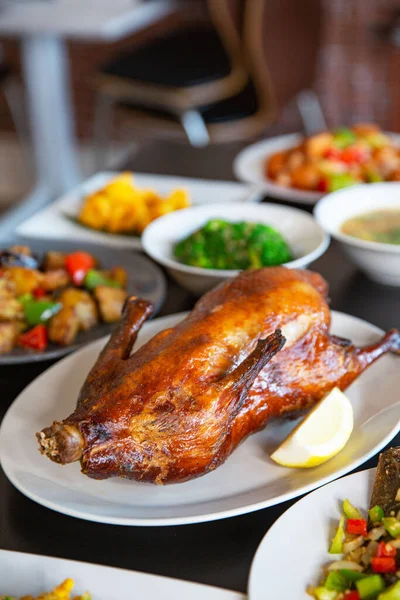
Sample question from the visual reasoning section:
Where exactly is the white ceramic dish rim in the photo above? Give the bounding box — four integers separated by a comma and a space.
0, 549, 244, 600
233, 132, 400, 205
142, 203, 330, 278
233, 133, 323, 203
1, 311, 399, 527
314, 182, 400, 253
248, 468, 374, 600
15, 172, 262, 251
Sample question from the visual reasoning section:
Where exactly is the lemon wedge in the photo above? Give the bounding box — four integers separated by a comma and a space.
270, 387, 353, 468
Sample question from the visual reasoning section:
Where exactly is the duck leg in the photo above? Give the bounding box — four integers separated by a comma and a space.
37, 297, 153, 464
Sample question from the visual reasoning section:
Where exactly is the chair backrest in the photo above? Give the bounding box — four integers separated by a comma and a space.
243, 0, 322, 117
207, 0, 246, 75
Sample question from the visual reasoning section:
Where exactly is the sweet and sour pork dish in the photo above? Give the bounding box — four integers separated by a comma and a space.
37, 267, 400, 484
267, 123, 400, 193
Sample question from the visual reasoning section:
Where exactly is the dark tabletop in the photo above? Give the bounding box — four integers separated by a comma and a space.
1, 214, 400, 594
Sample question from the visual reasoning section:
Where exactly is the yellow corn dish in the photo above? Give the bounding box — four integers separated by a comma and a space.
78, 172, 190, 235
1, 578, 90, 600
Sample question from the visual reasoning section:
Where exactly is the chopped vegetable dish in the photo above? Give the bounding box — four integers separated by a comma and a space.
174, 219, 293, 270
0, 245, 128, 354
78, 172, 190, 235
266, 123, 400, 193
308, 497, 400, 599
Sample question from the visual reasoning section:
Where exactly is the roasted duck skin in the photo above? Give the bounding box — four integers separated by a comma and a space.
37, 268, 400, 484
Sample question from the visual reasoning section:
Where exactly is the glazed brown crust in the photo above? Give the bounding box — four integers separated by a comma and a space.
37, 267, 400, 484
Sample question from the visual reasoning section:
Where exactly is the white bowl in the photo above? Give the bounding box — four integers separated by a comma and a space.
142, 203, 330, 295
314, 182, 400, 286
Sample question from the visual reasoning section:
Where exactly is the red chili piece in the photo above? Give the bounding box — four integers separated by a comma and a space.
340, 147, 367, 164
317, 177, 329, 192
343, 592, 360, 600
18, 324, 48, 351
33, 288, 46, 299
375, 541, 397, 558
65, 251, 95, 286
346, 519, 368, 536
371, 556, 397, 573
323, 147, 341, 160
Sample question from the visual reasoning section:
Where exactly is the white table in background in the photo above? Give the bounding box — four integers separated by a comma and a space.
0, 0, 179, 235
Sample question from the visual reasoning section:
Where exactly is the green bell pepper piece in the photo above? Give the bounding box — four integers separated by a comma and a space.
340, 570, 368, 582
324, 571, 348, 592
364, 133, 389, 149
356, 575, 385, 599
18, 293, 33, 305
382, 517, 400, 538
365, 169, 383, 183
343, 498, 364, 520
329, 516, 345, 554
83, 269, 122, 290
332, 127, 357, 149
313, 587, 338, 600
23, 299, 62, 326
369, 505, 385, 524
328, 173, 359, 192
378, 580, 400, 600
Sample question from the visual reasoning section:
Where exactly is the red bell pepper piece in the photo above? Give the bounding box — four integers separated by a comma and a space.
376, 541, 397, 558
323, 147, 342, 160
18, 324, 48, 351
317, 177, 329, 192
371, 556, 396, 573
65, 251, 95, 285
340, 147, 367, 164
343, 592, 360, 600
33, 288, 46, 299
346, 519, 368, 536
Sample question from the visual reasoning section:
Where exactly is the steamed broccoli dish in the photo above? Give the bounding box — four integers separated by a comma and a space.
174, 219, 293, 270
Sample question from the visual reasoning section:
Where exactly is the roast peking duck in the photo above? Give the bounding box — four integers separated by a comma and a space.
37, 267, 400, 484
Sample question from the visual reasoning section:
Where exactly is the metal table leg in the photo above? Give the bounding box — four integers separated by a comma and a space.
0, 34, 82, 238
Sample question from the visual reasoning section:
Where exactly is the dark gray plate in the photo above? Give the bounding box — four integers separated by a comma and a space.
0, 238, 166, 364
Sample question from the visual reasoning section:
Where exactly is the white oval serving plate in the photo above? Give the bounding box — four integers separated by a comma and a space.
1, 311, 399, 526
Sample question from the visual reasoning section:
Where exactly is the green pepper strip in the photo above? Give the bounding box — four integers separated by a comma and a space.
329, 516, 345, 554
378, 580, 400, 599
83, 269, 122, 290
22, 299, 62, 326
313, 587, 338, 600
343, 498, 364, 520
356, 575, 385, 599
369, 505, 384, 524
324, 571, 348, 592
382, 517, 400, 538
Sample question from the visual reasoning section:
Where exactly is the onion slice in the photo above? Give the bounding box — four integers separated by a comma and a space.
361, 540, 378, 566
343, 536, 365, 554
368, 526, 386, 541
328, 560, 364, 572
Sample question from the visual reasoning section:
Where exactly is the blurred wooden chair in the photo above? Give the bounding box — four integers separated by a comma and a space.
0, 52, 31, 176
92, 0, 323, 167
92, 0, 248, 166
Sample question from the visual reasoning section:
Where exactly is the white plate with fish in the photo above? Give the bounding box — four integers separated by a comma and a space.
16, 172, 261, 250
0, 549, 244, 600
1, 310, 399, 526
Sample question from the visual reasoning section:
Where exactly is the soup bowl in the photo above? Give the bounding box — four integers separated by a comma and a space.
314, 182, 400, 286
142, 202, 329, 295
